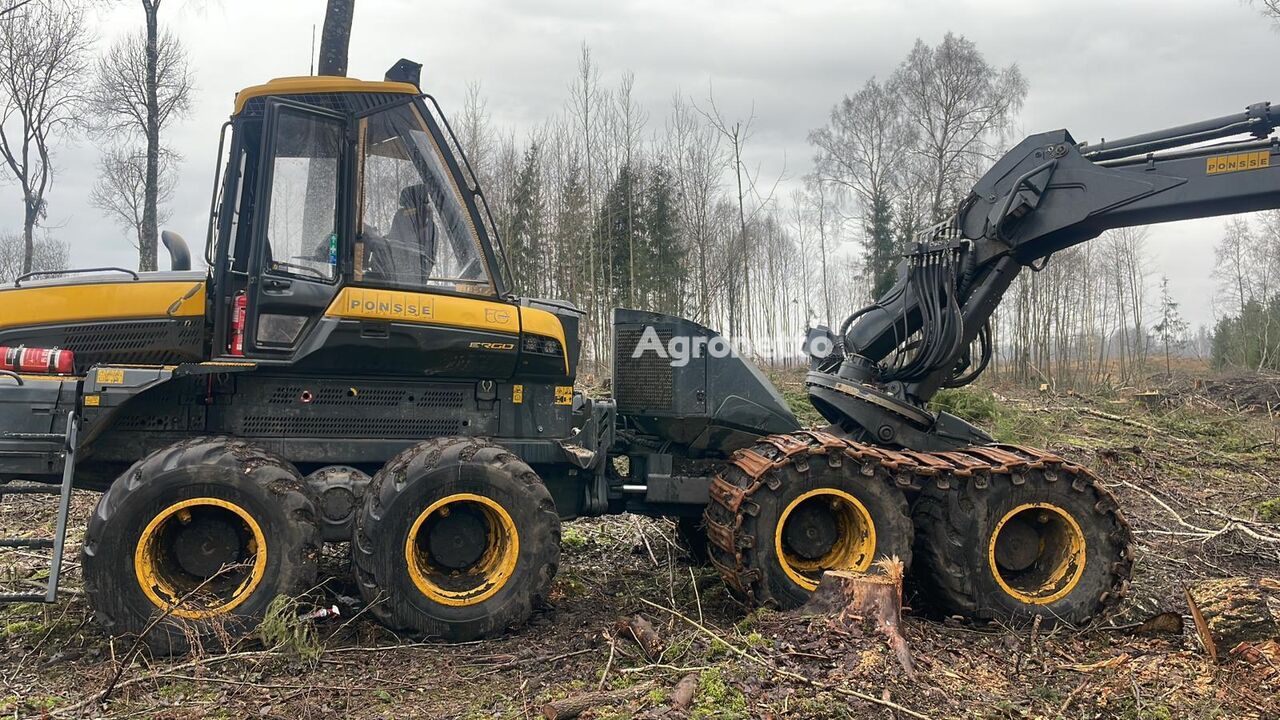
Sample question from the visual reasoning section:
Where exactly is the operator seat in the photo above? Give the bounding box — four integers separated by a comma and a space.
374, 183, 437, 287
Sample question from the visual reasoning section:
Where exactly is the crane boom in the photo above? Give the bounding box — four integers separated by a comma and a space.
807, 102, 1280, 451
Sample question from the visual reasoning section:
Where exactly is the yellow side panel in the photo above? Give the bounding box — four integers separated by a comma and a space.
325, 288, 570, 375
326, 288, 565, 344
327, 287, 520, 332
0, 280, 206, 330
519, 306, 566, 346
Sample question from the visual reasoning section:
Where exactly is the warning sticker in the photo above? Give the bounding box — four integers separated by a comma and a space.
97, 368, 124, 385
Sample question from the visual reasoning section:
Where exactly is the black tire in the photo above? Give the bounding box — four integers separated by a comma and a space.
705, 437, 913, 610
82, 438, 321, 655
352, 437, 560, 641
911, 467, 1133, 626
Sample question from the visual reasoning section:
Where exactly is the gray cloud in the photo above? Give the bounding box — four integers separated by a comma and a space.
10, 0, 1275, 330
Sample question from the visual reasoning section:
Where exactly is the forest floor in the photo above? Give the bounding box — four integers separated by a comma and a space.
2, 370, 1280, 719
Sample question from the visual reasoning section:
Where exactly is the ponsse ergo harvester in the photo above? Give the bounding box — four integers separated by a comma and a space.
1, 59, 1277, 651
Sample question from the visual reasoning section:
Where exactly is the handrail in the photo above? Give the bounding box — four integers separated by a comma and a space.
14, 267, 140, 287
0, 370, 23, 386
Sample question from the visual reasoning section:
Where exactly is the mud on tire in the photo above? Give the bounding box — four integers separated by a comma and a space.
704, 432, 913, 610
911, 465, 1133, 626
82, 438, 321, 655
352, 437, 560, 641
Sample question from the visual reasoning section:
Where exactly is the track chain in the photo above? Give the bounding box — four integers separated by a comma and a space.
703, 429, 1133, 610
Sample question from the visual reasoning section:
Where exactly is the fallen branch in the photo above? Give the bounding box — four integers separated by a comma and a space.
615, 614, 663, 660
542, 680, 656, 720
1065, 406, 1167, 434
638, 598, 932, 720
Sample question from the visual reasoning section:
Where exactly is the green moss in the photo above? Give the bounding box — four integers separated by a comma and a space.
704, 637, 733, 660
691, 667, 748, 719
157, 680, 194, 700
1258, 497, 1280, 522
928, 387, 1059, 445
562, 526, 589, 551
21, 695, 63, 711
1, 619, 43, 639
734, 607, 775, 633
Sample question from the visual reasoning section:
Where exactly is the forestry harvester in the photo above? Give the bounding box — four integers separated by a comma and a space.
1, 59, 1277, 651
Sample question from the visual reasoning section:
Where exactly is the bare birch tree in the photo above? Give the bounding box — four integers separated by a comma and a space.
86, 24, 192, 270
0, 231, 67, 283
891, 33, 1027, 225
809, 77, 914, 296
90, 145, 178, 255
0, 0, 90, 275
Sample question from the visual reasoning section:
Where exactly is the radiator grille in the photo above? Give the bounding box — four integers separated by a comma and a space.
264, 385, 465, 408
60, 319, 202, 366
614, 326, 674, 413
237, 415, 463, 438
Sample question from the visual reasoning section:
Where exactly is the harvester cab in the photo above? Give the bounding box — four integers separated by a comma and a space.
207, 66, 528, 370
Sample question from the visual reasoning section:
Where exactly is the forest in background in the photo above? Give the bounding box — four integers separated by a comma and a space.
0, 4, 1276, 389
457, 34, 1280, 387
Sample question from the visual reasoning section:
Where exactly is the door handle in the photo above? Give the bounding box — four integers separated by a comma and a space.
263, 277, 293, 293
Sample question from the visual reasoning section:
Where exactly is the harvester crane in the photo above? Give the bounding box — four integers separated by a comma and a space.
807, 102, 1280, 450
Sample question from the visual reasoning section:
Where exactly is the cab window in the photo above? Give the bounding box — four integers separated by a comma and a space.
357, 104, 492, 294
263, 110, 343, 281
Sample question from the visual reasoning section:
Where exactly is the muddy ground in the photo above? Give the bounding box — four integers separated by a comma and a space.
2, 374, 1279, 719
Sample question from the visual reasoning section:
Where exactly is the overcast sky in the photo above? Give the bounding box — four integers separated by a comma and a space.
21, 0, 1280, 329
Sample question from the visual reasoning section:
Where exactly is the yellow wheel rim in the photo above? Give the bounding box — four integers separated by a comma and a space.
775, 488, 876, 591
405, 493, 519, 607
134, 497, 268, 620
988, 502, 1087, 605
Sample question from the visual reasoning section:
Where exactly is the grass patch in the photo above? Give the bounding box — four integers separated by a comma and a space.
1259, 497, 1280, 523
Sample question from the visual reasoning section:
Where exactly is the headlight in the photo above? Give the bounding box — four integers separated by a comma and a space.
522, 334, 563, 356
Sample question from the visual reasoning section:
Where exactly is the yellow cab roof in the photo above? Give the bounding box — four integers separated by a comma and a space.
233, 76, 419, 114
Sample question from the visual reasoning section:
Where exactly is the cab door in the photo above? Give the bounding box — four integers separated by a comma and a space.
244, 100, 349, 358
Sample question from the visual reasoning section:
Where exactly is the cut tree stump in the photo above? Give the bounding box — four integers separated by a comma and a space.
1187, 577, 1280, 661
801, 558, 914, 678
